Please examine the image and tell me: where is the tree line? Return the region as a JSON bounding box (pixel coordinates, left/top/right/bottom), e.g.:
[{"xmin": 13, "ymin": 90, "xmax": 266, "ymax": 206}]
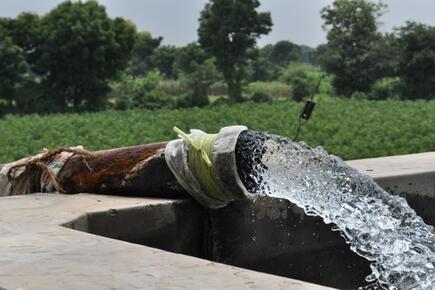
[
  {"xmin": 0, "ymin": 1, "xmax": 135, "ymax": 114},
  {"xmin": 320, "ymin": 0, "xmax": 435, "ymax": 100},
  {"xmin": 1, "ymin": 0, "xmax": 435, "ymax": 115}
]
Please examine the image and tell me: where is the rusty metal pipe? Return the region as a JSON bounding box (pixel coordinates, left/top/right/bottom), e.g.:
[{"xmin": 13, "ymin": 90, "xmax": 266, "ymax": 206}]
[
  {"xmin": 1, "ymin": 126, "xmax": 252, "ymax": 207},
  {"xmin": 57, "ymin": 142, "xmax": 188, "ymax": 198}
]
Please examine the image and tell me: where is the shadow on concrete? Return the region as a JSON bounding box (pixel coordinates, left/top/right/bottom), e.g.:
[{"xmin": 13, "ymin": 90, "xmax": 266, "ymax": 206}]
[{"xmin": 64, "ymin": 197, "xmax": 372, "ymax": 290}]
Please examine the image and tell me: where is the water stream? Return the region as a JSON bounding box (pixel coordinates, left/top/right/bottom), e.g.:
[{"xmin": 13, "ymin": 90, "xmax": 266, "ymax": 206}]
[{"xmin": 236, "ymin": 131, "xmax": 435, "ymax": 290}]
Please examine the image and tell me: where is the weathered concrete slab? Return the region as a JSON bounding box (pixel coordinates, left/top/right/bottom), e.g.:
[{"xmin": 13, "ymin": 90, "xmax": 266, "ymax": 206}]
[
  {"xmin": 2, "ymin": 151, "xmax": 435, "ymax": 290},
  {"xmin": 348, "ymin": 151, "xmax": 435, "ymax": 197},
  {"xmin": 0, "ymin": 193, "xmax": 332, "ymax": 290},
  {"xmin": 66, "ymin": 195, "xmax": 368, "ymax": 289},
  {"xmin": 348, "ymin": 151, "xmax": 435, "ymax": 179}
]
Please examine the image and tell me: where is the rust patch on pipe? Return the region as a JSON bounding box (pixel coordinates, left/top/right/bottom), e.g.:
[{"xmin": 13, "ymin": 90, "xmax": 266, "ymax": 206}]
[{"xmin": 58, "ymin": 142, "xmax": 187, "ymax": 198}]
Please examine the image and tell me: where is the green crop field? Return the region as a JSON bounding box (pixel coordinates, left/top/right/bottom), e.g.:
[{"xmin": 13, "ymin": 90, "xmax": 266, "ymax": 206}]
[{"xmin": 1, "ymin": 98, "xmax": 435, "ymax": 163}]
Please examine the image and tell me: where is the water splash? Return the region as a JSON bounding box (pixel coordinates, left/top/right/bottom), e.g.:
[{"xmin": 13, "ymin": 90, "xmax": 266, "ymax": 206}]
[{"xmin": 236, "ymin": 131, "xmax": 435, "ymax": 290}]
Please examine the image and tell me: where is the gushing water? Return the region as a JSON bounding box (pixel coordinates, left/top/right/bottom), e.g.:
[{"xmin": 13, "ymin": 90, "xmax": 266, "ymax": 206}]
[{"xmin": 236, "ymin": 131, "xmax": 435, "ymax": 290}]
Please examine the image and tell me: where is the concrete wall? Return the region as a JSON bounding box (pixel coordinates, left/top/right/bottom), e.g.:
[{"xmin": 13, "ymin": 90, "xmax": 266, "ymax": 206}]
[
  {"xmin": 66, "ymin": 151, "xmax": 435, "ymax": 290},
  {"xmin": 66, "ymin": 200, "xmax": 207, "ymax": 258},
  {"xmin": 208, "ymin": 198, "xmax": 371, "ymax": 289},
  {"xmin": 1, "ymin": 194, "xmax": 330, "ymax": 290},
  {"xmin": 69, "ymin": 197, "xmax": 370, "ymax": 289},
  {"xmin": 2, "ymin": 151, "xmax": 435, "ymax": 290}
]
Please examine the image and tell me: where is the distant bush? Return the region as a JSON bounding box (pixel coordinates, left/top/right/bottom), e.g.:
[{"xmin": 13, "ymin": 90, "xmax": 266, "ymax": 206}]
[
  {"xmin": 156, "ymin": 80, "xmax": 188, "ymax": 96},
  {"xmin": 369, "ymin": 78, "xmax": 403, "ymax": 100},
  {"xmin": 112, "ymin": 72, "xmax": 175, "ymax": 110},
  {"xmin": 209, "ymin": 81, "xmax": 228, "ymax": 96},
  {"xmin": 251, "ymin": 91, "xmax": 272, "ymax": 103},
  {"xmin": 351, "ymin": 91, "xmax": 368, "ymax": 100},
  {"xmin": 175, "ymin": 95, "xmax": 191, "ymax": 108},
  {"xmin": 247, "ymin": 81, "xmax": 291, "ymax": 99},
  {"xmin": 211, "ymin": 97, "xmax": 232, "ymax": 107},
  {"xmin": 139, "ymin": 90, "xmax": 175, "ymax": 110},
  {"xmin": 176, "ymin": 93, "xmax": 209, "ymax": 108},
  {"xmin": 0, "ymin": 99, "xmax": 7, "ymax": 117},
  {"xmin": 279, "ymin": 62, "xmax": 313, "ymax": 84},
  {"xmin": 317, "ymin": 74, "xmax": 334, "ymax": 96},
  {"xmin": 14, "ymin": 79, "xmax": 56, "ymax": 114},
  {"xmin": 290, "ymin": 74, "xmax": 311, "ymax": 102},
  {"xmin": 278, "ymin": 62, "xmax": 329, "ymax": 101},
  {"xmin": 177, "ymin": 59, "xmax": 217, "ymax": 108},
  {"xmin": 112, "ymin": 72, "xmax": 160, "ymax": 97}
]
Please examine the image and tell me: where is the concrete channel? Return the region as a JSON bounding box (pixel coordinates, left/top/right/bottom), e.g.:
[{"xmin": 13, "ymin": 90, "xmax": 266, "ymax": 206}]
[{"xmin": 1, "ymin": 152, "xmax": 435, "ymax": 289}]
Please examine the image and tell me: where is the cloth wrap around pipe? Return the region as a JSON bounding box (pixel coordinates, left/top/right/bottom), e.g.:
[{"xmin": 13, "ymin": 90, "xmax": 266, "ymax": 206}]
[
  {"xmin": 164, "ymin": 125, "xmax": 254, "ymax": 209},
  {"xmin": 0, "ymin": 147, "xmax": 83, "ymax": 196}
]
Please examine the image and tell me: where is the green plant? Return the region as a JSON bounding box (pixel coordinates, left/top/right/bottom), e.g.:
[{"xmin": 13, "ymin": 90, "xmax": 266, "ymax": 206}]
[
  {"xmin": 211, "ymin": 97, "xmax": 232, "ymax": 107},
  {"xmin": 179, "ymin": 59, "xmax": 217, "ymax": 107},
  {"xmin": 156, "ymin": 80, "xmax": 188, "ymax": 96},
  {"xmin": 209, "ymin": 81, "xmax": 228, "ymax": 96},
  {"xmin": 279, "ymin": 62, "xmax": 313, "ymax": 84},
  {"xmin": 2, "ymin": 98, "xmax": 435, "ymax": 163},
  {"xmin": 290, "ymin": 74, "xmax": 311, "ymax": 102},
  {"xmin": 247, "ymin": 81, "xmax": 291, "ymax": 99},
  {"xmin": 369, "ymin": 78, "xmax": 403, "ymax": 100},
  {"xmin": 351, "ymin": 91, "xmax": 368, "ymax": 100},
  {"xmin": 251, "ymin": 91, "xmax": 272, "ymax": 103},
  {"xmin": 0, "ymin": 98, "xmax": 7, "ymax": 117},
  {"xmin": 139, "ymin": 90, "xmax": 175, "ymax": 110},
  {"xmin": 113, "ymin": 72, "xmax": 174, "ymax": 110}
]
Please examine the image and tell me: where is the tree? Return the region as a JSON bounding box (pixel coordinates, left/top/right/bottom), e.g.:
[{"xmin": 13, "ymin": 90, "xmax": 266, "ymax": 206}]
[
  {"xmin": 372, "ymin": 33, "xmax": 400, "ymax": 77},
  {"xmin": 246, "ymin": 55, "xmax": 278, "ymax": 82},
  {"xmin": 128, "ymin": 32, "xmax": 162, "ymax": 77},
  {"xmin": 182, "ymin": 59, "xmax": 218, "ymax": 107},
  {"xmin": 396, "ymin": 22, "xmax": 435, "ymax": 100},
  {"xmin": 151, "ymin": 45, "xmax": 179, "ymax": 79},
  {"xmin": 0, "ymin": 37, "xmax": 27, "ymax": 111},
  {"xmin": 6, "ymin": 13, "xmax": 44, "ymax": 72},
  {"xmin": 259, "ymin": 44, "xmax": 274, "ymax": 61},
  {"xmin": 175, "ymin": 42, "xmax": 208, "ymax": 75},
  {"xmin": 279, "ymin": 62, "xmax": 315, "ymax": 101},
  {"xmin": 270, "ymin": 40, "xmax": 302, "ymax": 66},
  {"xmin": 176, "ymin": 43, "xmax": 217, "ymax": 107},
  {"xmin": 113, "ymin": 72, "xmax": 174, "ymax": 110},
  {"xmin": 310, "ymin": 44, "xmax": 328, "ymax": 66},
  {"xmin": 198, "ymin": 0, "xmax": 272, "ymax": 102},
  {"xmin": 0, "ymin": 15, "xmax": 46, "ymax": 114},
  {"xmin": 245, "ymin": 45, "xmax": 280, "ymax": 82},
  {"xmin": 39, "ymin": 1, "xmax": 136, "ymax": 111},
  {"xmin": 321, "ymin": 0, "xmax": 385, "ymax": 97}
]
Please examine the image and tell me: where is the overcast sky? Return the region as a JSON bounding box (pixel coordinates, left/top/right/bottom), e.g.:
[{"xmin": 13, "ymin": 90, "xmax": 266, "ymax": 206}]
[{"xmin": 2, "ymin": 0, "xmax": 435, "ymax": 47}]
